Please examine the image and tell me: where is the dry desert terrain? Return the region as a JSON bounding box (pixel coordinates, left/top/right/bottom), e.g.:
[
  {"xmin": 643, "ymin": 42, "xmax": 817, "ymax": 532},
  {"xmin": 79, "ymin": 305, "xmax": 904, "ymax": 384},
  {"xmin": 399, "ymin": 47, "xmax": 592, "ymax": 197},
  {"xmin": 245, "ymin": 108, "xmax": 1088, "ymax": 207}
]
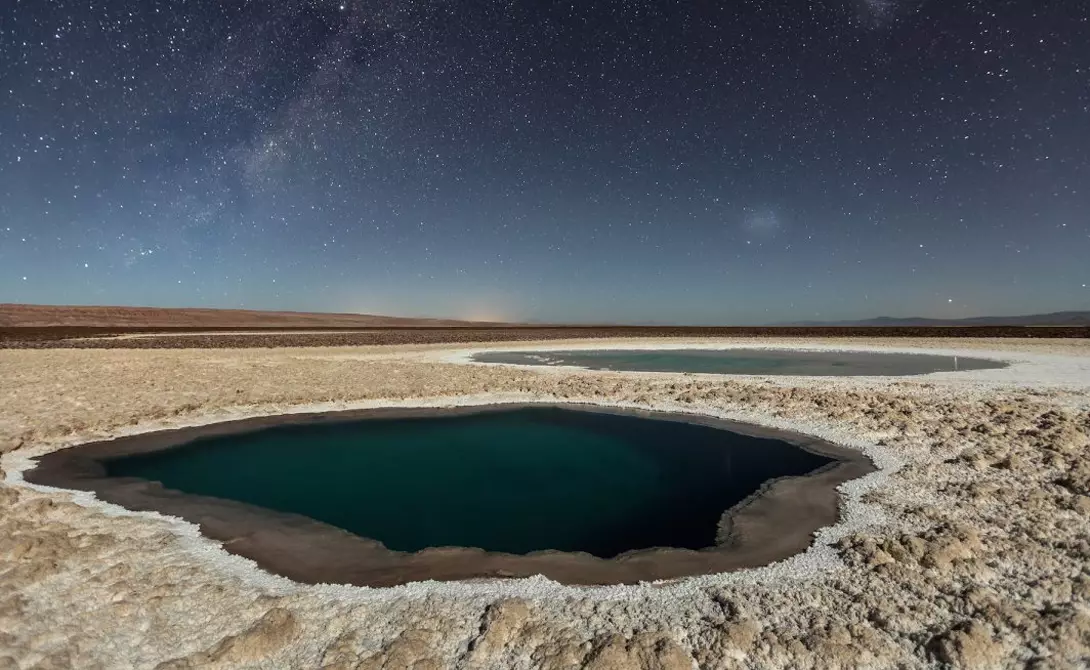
[
  {"xmin": 2, "ymin": 337, "xmax": 1090, "ymax": 669},
  {"xmin": 0, "ymin": 303, "xmax": 495, "ymax": 329}
]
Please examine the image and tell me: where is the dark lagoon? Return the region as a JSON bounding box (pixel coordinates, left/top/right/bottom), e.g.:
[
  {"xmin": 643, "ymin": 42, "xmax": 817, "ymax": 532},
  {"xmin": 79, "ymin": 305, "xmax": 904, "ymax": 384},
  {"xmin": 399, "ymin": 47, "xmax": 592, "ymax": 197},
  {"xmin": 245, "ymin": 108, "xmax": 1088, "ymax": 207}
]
[
  {"xmin": 103, "ymin": 407, "xmax": 830, "ymax": 557},
  {"xmin": 29, "ymin": 405, "xmax": 874, "ymax": 585},
  {"xmin": 472, "ymin": 348, "xmax": 1006, "ymax": 376}
]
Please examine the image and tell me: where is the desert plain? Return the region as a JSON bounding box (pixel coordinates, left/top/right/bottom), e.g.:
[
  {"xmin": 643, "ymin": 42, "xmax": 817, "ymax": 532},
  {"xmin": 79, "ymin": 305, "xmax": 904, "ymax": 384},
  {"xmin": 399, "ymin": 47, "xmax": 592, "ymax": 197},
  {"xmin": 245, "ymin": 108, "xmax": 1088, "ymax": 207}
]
[{"xmin": 2, "ymin": 335, "xmax": 1090, "ymax": 669}]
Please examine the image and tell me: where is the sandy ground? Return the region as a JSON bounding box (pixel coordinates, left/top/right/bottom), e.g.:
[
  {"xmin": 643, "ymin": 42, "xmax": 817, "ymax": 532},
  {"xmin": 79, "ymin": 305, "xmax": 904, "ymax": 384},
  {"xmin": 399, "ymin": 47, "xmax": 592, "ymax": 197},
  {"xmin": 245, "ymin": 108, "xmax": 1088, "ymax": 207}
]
[
  {"xmin": 96, "ymin": 330, "xmax": 388, "ymax": 339},
  {"xmin": 0, "ymin": 303, "xmax": 488, "ymax": 328},
  {"xmin": 1, "ymin": 337, "xmax": 1089, "ymax": 669}
]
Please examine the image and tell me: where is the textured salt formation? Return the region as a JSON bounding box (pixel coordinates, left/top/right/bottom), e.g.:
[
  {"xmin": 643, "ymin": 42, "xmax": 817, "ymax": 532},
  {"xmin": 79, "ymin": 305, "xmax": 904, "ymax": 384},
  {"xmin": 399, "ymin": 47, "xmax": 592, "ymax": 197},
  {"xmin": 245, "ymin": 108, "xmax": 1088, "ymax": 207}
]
[
  {"xmin": 24, "ymin": 405, "xmax": 871, "ymax": 587},
  {"xmin": 1, "ymin": 337, "xmax": 1089, "ymax": 668}
]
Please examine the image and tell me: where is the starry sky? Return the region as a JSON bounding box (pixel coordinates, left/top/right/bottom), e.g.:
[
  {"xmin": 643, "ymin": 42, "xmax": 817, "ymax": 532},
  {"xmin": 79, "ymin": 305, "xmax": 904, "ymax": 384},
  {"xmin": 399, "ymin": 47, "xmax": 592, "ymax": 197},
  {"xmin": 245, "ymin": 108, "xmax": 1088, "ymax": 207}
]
[{"xmin": 1, "ymin": 0, "xmax": 1088, "ymax": 324}]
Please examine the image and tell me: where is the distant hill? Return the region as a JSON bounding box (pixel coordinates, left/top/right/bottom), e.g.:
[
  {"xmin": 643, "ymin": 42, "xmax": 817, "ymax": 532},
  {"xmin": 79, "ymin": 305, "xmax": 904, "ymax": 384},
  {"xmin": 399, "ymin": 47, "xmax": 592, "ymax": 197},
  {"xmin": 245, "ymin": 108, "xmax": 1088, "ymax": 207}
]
[
  {"xmin": 0, "ymin": 303, "xmax": 502, "ymax": 328},
  {"xmin": 781, "ymin": 311, "xmax": 1090, "ymax": 327},
  {"xmin": 4, "ymin": 303, "xmax": 1087, "ymax": 330}
]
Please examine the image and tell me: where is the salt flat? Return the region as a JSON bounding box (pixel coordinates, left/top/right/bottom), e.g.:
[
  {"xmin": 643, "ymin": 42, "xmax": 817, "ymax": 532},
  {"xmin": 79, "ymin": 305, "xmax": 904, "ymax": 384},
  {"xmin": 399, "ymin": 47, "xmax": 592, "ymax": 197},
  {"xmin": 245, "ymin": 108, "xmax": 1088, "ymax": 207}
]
[{"xmin": 1, "ymin": 337, "xmax": 1089, "ymax": 669}]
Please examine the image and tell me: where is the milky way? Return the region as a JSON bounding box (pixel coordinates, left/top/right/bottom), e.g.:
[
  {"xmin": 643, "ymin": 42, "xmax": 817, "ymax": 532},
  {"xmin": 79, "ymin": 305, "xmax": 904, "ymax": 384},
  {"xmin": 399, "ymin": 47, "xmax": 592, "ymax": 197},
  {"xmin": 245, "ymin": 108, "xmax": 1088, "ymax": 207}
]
[{"xmin": 1, "ymin": 0, "xmax": 1088, "ymax": 323}]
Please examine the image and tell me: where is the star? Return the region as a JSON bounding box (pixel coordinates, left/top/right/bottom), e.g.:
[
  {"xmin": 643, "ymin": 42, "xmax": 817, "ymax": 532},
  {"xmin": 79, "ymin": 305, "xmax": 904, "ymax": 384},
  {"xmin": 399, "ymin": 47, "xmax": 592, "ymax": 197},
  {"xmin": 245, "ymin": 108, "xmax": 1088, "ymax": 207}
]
[{"xmin": 0, "ymin": 0, "xmax": 1085, "ymax": 323}]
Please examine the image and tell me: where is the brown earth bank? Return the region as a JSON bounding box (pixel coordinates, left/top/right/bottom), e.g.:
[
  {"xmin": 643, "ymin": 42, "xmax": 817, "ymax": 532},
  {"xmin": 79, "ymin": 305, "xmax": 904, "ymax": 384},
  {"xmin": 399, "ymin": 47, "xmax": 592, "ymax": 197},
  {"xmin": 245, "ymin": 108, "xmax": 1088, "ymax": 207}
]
[
  {"xmin": 3, "ymin": 325, "xmax": 1089, "ymax": 348},
  {"xmin": 24, "ymin": 404, "xmax": 873, "ymax": 588},
  {"xmin": 0, "ymin": 303, "xmax": 499, "ymax": 329}
]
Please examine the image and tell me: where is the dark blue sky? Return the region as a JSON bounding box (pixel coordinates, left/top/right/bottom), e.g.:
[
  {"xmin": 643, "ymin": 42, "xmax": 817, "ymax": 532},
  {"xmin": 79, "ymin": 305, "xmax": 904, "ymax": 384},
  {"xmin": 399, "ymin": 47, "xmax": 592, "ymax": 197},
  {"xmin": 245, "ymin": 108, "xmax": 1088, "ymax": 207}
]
[{"xmin": 2, "ymin": 0, "xmax": 1088, "ymax": 324}]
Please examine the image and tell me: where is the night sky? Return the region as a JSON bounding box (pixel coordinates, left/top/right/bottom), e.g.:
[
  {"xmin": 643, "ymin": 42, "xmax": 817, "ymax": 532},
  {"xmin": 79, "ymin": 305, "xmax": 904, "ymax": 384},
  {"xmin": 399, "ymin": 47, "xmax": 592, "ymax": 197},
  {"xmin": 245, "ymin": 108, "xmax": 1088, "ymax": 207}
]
[{"xmin": 2, "ymin": 0, "xmax": 1088, "ymax": 324}]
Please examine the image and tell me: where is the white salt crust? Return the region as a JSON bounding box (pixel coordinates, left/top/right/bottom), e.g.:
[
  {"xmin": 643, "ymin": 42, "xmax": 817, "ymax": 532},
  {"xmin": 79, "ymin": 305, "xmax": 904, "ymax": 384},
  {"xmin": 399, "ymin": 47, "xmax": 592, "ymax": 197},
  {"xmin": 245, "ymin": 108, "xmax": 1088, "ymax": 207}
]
[
  {"xmin": 438, "ymin": 341, "xmax": 1090, "ymax": 391},
  {"xmin": 5, "ymin": 341, "xmax": 1090, "ymax": 608}
]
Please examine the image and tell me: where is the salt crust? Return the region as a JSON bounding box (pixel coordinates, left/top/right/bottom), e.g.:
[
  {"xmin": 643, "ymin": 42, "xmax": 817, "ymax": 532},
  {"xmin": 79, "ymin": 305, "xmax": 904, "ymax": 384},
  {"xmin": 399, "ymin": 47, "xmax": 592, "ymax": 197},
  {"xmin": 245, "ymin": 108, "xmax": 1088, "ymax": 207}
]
[
  {"xmin": 6, "ymin": 392, "xmax": 883, "ymax": 603},
  {"xmin": 4, "ymin": 338, "xmax": 1090, "ymax": 668},
  {"xmin": 439, "ymin": 340, "xmax": 1090, "ymax": 391},
  {"xmin": 6, "ymin": 341, "xmax": 1087, "ymax": 605}
]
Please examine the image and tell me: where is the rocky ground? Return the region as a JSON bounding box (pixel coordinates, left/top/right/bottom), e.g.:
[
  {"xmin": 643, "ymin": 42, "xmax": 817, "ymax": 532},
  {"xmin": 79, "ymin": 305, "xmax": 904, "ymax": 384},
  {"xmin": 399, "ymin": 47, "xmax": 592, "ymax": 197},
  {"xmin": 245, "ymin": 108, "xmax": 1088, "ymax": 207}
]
[{"xmin": 1, "ymin": 337, "xmax": 1089, "ymax": 669}]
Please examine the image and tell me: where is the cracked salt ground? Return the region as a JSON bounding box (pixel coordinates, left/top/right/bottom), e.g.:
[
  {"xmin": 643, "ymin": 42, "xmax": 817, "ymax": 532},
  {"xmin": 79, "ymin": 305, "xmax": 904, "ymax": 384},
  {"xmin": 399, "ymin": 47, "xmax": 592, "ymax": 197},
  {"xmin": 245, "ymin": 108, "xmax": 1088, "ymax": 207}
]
[{"xmin": 1, "ymin": 337, "xmax": 1089, "ymax": 668}]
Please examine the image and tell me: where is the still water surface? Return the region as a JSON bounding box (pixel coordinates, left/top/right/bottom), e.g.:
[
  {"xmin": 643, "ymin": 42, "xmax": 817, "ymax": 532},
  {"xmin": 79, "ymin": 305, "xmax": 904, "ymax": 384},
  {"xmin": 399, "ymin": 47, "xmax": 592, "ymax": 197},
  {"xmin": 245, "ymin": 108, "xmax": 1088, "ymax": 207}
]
[
  {"xmin": 106, "ymin": 407, "xmax": 831, "ymax": 557},
  {"xmin": 472, "ymin": 349, "xmax": 1005, "ymax": 376}
]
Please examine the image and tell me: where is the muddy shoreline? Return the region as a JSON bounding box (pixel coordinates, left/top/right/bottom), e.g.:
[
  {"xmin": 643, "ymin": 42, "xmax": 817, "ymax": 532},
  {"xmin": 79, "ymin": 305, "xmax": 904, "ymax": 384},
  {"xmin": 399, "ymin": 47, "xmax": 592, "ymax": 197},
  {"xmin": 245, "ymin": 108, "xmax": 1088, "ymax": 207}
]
[{"xmin": 25, "ymin": 403, "xmax": 874, "ymax": 587}]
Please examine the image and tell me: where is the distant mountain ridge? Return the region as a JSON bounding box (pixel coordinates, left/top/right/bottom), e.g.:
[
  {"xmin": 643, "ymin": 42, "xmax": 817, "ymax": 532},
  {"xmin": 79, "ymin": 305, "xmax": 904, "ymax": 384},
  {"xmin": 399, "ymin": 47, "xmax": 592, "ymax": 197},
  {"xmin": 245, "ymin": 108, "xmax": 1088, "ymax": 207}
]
[
  {"xmin": 4, "ymin": 303, "xmax": 1088, "ymax": 329},
  {"xmin": 781, "ymin": 311, "xmax": 1090, "ymax": 327},
  {"xmin": 0, "ymin": 303, "xmax": 502, "ymax": 328}
]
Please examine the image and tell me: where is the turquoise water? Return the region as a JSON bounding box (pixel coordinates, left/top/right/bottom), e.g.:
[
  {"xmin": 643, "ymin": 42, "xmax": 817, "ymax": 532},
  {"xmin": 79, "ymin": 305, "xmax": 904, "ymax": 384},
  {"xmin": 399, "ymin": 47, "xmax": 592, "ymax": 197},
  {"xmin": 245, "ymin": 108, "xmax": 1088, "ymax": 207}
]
[
  {"xmin": 472, "ymin": 349, "xmax": 1005, "ymax": 376},
  {"xmin": 104, "ymin": 407, "xmax": 831, "ymax": 557}
]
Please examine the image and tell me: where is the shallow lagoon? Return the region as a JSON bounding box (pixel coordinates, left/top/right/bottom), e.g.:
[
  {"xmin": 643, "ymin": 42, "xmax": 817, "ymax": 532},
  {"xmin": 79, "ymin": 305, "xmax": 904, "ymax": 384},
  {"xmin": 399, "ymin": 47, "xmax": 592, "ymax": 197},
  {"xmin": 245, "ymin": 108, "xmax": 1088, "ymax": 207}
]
[
  {"xmin": 104, "ymin": 406, "xmax": 832, "ymax": 557},
  {"xmin": 472, "ymin": 348, "xmax": 1006, "ymax": 376}
]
